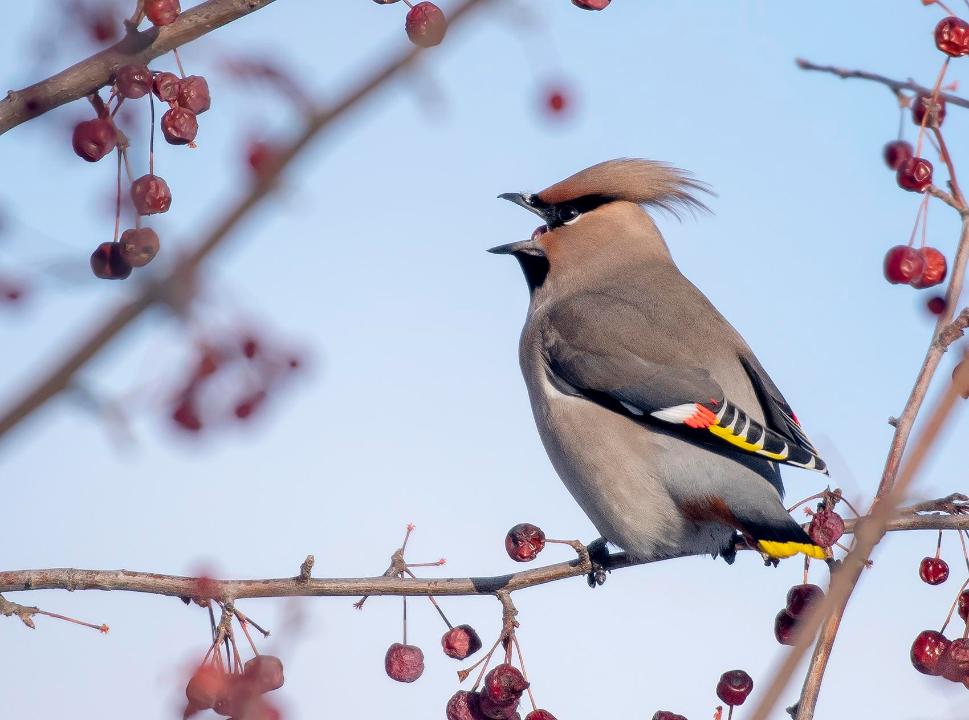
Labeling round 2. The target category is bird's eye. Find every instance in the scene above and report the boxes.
[558,205,580,225]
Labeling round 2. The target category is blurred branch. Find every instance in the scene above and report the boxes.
[0,0,279,136]
[3,503,969,601]
[795,58,969,110]
[0,0,492,445]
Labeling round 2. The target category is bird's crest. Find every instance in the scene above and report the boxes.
[536,158,712,218]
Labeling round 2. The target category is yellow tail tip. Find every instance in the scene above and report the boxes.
[757,540,827,560]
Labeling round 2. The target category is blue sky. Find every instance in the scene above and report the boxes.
[2,2,969,718]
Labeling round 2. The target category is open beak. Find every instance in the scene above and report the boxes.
[487,238,545,256]
[498,192,553,221]
[491,192,552,256]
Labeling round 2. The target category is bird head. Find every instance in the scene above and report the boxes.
[490,158,711,291]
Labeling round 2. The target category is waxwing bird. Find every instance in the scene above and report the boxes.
[491,159,828,563]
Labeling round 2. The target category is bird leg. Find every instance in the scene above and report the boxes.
[586,537,611,588]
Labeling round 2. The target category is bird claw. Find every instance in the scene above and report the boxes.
[586,537,611,588]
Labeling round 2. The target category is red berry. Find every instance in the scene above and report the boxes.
[234,391,266,420]
[716,669,754,707]
[185,664,225,711]
[807,508,844,547]
[478,693,521,720]
[936,16,969,57]
[384,643,424,683]
[162,107,198,145]
[912,94,946,127]
[405,2,447,48]
[958,590,969,621]
[153,72,181,102]
[447,691,486,720]
[130,174,172,215]
[896,156,933,193]
[546,90,568,114]
[119,227,160,267]
[572,0,611,9]
[505,523,546,562]
[86,9,118,44]
[177,75,211,114]
[774,608,798,646]
[72,118,117,162]
[115,64,152,99]
[651,713,688,720]
[884,245,926,285]
[482,664,529,705]
[911,247,947,289]
[246,140,278,179]
[911,630,950,675]
[786,584,824,617]
[145,0,181,26]
[172,401,202,432]
[212,675,249,718]
[90,242,132,280]
[243,655,284,693]
[941,637,969,682]
[882,140,913,171]
[442,624,483,660]
[919,556,949,585]
[525,712,557,720]
[927,295,947,315]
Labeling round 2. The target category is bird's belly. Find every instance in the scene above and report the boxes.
[529,374,733,561]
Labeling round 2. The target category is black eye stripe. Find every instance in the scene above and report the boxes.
[547,194,615,227]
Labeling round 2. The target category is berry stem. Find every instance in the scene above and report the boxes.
[938,576,969,634]
[404,568,453,628]
[402,595,408,645]
[802,555,810,585]
[936,529,943,559]
[113,148,122,244]
[234,607,271,638]
[236,615,260,656]
[933,0,956,15]
[958,526,969,574]
[512,634,538,713]
[728,705,734,720]
[907,194,929,248]
[915,57,950,160]
[33,609,108,633]
[930,126,966,207]
[148,89,156,177]
[172,47,187,79]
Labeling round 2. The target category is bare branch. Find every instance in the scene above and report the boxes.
[0,0,493,446]
[0,0,279,136]
[795,58,969,110]
[2,507,967,603]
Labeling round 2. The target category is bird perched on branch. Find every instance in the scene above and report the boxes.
[491,159,828,564]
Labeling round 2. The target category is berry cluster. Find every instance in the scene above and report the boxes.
[876,12,969,300]
[70,3,215,280]
[372,0,448,48]
[184,654,284,719]
[171,332,302,434]
[774,584,825,646]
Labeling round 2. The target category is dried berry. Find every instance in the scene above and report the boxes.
[447,691,486,720]
[72,118,117,162]
[90,242,132,280]
[153,71,181,102]
[774,608,798,646]
[883,245,926,285]
[119,227,160,267]
[478,693,521,720]
[405,2,447,48]
[505,523,546,562]
[896,156,934,193]
[807,508,844,547]
[384,643,424,683]
[115,64,152,99]
[912,94,946,127]
[572,0,611,8]
[162,107,198,145]
[919,556,949,585]
[883,140,913,171]
[786,584,824,617]
[911,629,950,675]
[243,655,285,693]
[442,624,483,660]
[525,711,558,720]
[177,75,211,114]
[651,713,688,720]
[482,664,529,705]
[959,591,969,622]
[145,0,180,26]
[131,174,172,215]
[911,247,947,289]
[936,16,969,57]
[927,295,947,315]
[716,669,754,706]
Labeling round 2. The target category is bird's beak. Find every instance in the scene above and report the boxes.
[498,192,552,221]
[487,238,545,256]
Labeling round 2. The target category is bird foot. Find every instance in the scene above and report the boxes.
[586,537,610,588]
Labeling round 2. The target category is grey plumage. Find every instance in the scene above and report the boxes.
[493,159,826,563]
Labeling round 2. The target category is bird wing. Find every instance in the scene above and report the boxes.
[543,293,827,474]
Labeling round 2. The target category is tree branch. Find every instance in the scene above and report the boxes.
[0,0,280,136]
[2,507,967,602]
[795,58,969,110]
[0,0,492,445]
